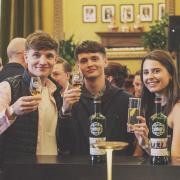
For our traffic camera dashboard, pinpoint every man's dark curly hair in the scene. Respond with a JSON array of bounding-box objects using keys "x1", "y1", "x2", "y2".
[{"x1": 105, "y1": 62, "x2": 128, "y2": 88}]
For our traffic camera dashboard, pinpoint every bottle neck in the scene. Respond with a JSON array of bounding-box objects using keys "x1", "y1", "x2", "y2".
[
  {"x1": 155, "y1": 98, "x2": 162, "y2": 114},
  {"x1": 94, "y1": 100, "x2": 101, "y2": 114}
]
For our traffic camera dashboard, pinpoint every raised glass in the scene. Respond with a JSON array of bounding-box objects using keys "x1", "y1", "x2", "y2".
[
  {"x1": 127, "y1": 97, "x2": 141, "y2": 132},
  {"x1": 128, "y1": 98, "x2": 141, "y2": 124},
  {"x1": 29, "y1": 77, "x2": 42, "y2": 96},
  {"x1": 71, "y1": 71, "x2": 83, "y2": 88}
]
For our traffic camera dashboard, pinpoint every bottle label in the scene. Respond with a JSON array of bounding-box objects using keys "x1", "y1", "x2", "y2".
[
  {"x1": 152, "y1": 122, "x2": 165, "y2": 136},
  {"x1": 89, "y1": 137, "x2": 106, "y2": 155},
  {"x1": 90, "y1": 122, "x2": 103, "y2": 136},
  {"x1": 150, "y1": 138, "x2": 168, "y2": 156}
]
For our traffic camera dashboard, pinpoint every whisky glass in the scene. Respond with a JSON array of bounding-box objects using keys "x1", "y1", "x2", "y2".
[
  {"x1": 71, "y1": 71, "x2": 83, "y2": 88},
  {"x1": 29, "y1": 77, "x2": 42, "y2": 96}
]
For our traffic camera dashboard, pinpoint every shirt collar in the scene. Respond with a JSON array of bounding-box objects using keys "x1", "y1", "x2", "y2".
[{"x1": 45, "y1": 79, "x2": 57, "y2": 95}]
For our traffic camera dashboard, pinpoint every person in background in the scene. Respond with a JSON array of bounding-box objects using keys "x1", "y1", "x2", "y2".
[
  {"x1": 132, "y1": 70, "x2": 143, "y2": 156},
  {"x1": 0, "y1": 38, "x2": 27, "y2": 82},
  {"x1": 105, "y1": 62, "x2": 128, "y2": 89},
  {"x1": 61, "y1": 40, "x2": 137, "y2": 156},
  {"x1": 0, "y1": 57, "x2": 3, "y2": 71},
  {"x1": 124, "y1": 74, "x2": 135, "y2": 95},
  {"x1": 51, "y1": 57, "x2": 72, "y2": 96},
  {"x1": 0, "y1": 31, "x2": 63, "y2": 161},
  {"x1": 128, "y1": 50, "x2": 180, "y2": 157},
  {"x1": 133, "y1": 70, "x2": 142, "y2": 98}
]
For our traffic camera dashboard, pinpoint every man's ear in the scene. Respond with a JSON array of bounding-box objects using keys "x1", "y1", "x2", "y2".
[
  {"x1": 54, "y1": 55, "x2": 58, "y2": 63},
  {"x1": 104, "y1": 57, "x2": 108, "y2": 67},
  {"x1": 24, "y1": 51, "x2": 28, "y2": 64}
]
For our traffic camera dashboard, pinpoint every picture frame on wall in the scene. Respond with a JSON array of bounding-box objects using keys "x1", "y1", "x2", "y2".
[
  {"x1": 83, "y1": 5, "x2": 97, "y2": 23},
  {"x1": 120, "y1": 4, "x2": 134, "y2": 22},
  {"x1": 158, "y1": 3, "x2": 165, "y2": 21},
  {"x1": 101, "y1": 5, "x2": 115, "y2": 23},
  {"x1": 139, "y1": 4, "x2": 153, "y2": 22}
]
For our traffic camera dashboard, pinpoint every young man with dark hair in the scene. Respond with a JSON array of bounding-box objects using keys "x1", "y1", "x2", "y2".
[
  {"x1": 61, "y1": 40, "x2": 136, "y2": 156},
  {"x1": 0, "y1": 31, "x2": 62, "y2": 159}
]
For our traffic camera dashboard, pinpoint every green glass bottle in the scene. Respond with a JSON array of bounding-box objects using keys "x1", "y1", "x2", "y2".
[
  {"x1": 89, "y1": 97, "x2": 106, "y2": 164},
  {"x1": 149, "y1": 97, "x2": 169, "y2": 165}
]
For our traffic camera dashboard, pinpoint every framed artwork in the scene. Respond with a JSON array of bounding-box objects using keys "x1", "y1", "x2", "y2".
[
  {"x1": 158, "y1": 3, "x2": 165, "y2": 21},
  {"x1": 139, "y1": 4, "x2": 153, "y2": 22},
  {"x1": 120, "y1": 4, "x2": 134, "y2": 22},
  {"x1": 82, "y1": 5, "x2": 97, "y2": 23},
  {"x1": 101, "y1": 5, "x2": 115, "y2": 23}
]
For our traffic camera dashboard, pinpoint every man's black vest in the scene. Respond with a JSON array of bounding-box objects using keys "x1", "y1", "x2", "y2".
[{"x1": 0, "y1": 70, "x2": 62, "y2": 158}]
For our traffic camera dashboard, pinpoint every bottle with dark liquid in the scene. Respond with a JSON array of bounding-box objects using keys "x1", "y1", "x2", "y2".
[
  {"x1": 149, "y1": 97, "x2": 169, "y2": 165},
  {"x1": 89, "y1": 96, "x2": 106, "y2": 164}
]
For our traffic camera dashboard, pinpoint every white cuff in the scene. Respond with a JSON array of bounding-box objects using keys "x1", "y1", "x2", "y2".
[
  {"x1": 61, "y1": 106, "x2": 72, "y2": 116},
  {"x1": 0, "y1": 109, "x2": 11, "y2": 134}
]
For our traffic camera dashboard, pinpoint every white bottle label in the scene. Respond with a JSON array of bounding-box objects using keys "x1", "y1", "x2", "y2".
[
  {"x1": 90, "y1": 122, "x2": 103, "y2": 136},
  {"x1": 152, "y1": 122, "x2": 165, "y2": 136},
  {"x1": 89, "y1": 137, "x2": 106, "y2": 155},
  {"x1": 150, "y1": 138, "x2": 168, "y2": 156}
]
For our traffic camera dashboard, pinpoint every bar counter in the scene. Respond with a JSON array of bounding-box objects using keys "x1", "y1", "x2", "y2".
[{"x1": 1, "y1": 155, "x2": 180, "y2": 180}]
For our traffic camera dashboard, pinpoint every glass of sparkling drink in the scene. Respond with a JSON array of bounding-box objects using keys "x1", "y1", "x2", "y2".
[{"x1": 127, "y1": 97, "x2": 141, "y2": 132}]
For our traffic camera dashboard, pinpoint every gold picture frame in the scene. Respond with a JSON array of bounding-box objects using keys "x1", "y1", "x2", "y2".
[
  {"x1": 82, "y1": 5, "x2": 97, "y2": 23},
  {"x1": 139, "y1": 4, "x2": 153, "y2": 22},
  {"x1": 120, "y1": 4, "x2": 134, "y2": 22},
  {"x1": 158, "y1": 3, "x2": 165, "y2": 21},
  {"x1": 101, "y1": 5, "x2": 115, "y2": 23}
]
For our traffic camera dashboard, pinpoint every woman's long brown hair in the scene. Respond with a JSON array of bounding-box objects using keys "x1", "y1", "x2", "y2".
[{"x1": 140, "y1": 50, "x2": 180, "y2": 119}]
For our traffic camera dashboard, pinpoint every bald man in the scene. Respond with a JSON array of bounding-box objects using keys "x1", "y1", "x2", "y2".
[{"x1": 0, "y1": 38, "x2": 26, "y2": 82}]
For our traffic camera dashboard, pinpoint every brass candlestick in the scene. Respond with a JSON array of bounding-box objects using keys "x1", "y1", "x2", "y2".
[{"x1": 93, "y1": 141, "x2": 128, "y2": 180}]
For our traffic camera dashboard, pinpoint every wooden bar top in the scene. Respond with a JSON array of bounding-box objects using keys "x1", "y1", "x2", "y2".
[{"x1": 1, "y1": 155, "x2": 180, "y2": 180}]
